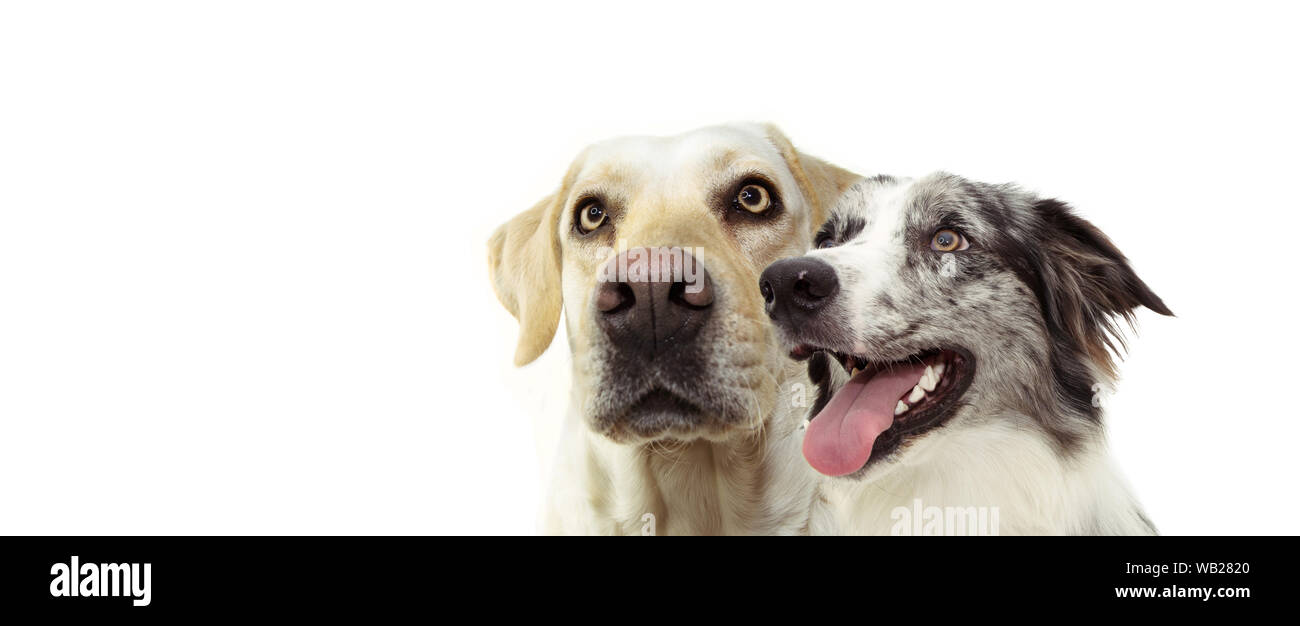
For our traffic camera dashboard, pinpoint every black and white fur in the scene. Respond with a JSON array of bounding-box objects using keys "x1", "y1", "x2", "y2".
[{"x1": 774, "y1": 173, "x2": 1172, "y2": 535}]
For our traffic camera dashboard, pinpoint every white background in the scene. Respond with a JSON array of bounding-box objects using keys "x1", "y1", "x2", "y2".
[{"x1": 2, "y1": 1, "x2": 1296, "y2": 535}]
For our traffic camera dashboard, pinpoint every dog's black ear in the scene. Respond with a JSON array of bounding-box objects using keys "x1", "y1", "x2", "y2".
[{"x1": 1032, "y1": 198, "x2": 1173, "y2": 368}]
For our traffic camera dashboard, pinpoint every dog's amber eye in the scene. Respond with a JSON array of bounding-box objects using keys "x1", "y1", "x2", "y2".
[
  {"x1": 577, "y1": 202, "x2": 607, "y2": 234},
  {"x1": 930, "y1": 228, "x2": 968, "y2": 252},
  {"x1": 735, "y1": 183, "x2": 772, "y2": 214}
]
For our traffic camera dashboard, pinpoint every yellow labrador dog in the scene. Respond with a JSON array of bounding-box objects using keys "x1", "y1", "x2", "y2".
[{"x1": 489, "y1": 124, "x2": 859, "y2": 535}]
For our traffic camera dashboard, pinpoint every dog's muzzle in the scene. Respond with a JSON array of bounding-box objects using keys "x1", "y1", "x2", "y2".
[
  {"x1": 594, "y1": 247, "x2": 715, "y2": 355},
  {"x1": 587, "y1": 247, "x2": 731, "y2": 439}
]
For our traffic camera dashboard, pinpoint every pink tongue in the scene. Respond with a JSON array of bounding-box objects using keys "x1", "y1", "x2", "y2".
[{"x1": 803, "y1": 363, "x2": 927, "y2": 476}]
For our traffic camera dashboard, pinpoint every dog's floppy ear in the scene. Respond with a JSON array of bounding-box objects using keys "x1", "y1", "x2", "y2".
[
  {"x1": 488, "y1": 188, "x2": 566, "y2": 366},
  {"x1": 1033, "y1": 198, "x2": 1173, "y2": 373},
  {"x1": 761, "y1": 124, "x2": 861, "y2": 231}
]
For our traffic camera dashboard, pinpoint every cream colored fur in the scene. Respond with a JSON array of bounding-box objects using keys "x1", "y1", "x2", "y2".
[
  {"x1": 810, "y1": 418, "x2": 1153, "y2": 535},
  {"x1": 489, "y1": 123, "x2": 859, "y2": 535}
]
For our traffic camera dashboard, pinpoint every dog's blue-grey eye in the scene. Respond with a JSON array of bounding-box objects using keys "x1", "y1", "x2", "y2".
[
  {"x1": 577, "y1": 203, "x2": 607, "y2": 233},
  {"x1": 816, "y1": 237, "x2": 836, "y2": 249},
  {"x1": 930, "y1": 228, "x2": 969, "y2": 252}
]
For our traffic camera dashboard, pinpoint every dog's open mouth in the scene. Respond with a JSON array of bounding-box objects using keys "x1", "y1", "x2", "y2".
[{"x1": 790, "y1": 345, "x2": 975, "y2": 477}]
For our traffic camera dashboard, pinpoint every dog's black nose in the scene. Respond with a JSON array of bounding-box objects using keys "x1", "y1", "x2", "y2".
[
  {"x1": 594, "y1": 247, "x2": 714, "y2": 355},
  {"x1": 759, "y1": 256, "x2": 838, "y2": 322}
]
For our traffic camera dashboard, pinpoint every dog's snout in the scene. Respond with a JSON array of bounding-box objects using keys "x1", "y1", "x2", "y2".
[
  {"x1": 595, "y1": 247, "x2": 714, "y2": 354},
  {"x1": 759, "y1": 257, "x2": 838, "y2": 321}
]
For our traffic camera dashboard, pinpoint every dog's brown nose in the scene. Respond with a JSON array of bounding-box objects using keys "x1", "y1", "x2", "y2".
[{"x1": 594, "y1": 247, "x2": 714, "y2": 354}]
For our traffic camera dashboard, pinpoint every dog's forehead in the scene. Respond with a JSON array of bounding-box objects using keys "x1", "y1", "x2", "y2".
[
  {"x1": 824, "y1": 176, "x2": 916, "y2": 240},
  {"x1": 574, "y1": 124, "x2": 786, "y2": 190},
  {"x1": 906, "y1": 173, "x2": 979, "y2": 215},
  {"x1": 833, "y1": 173, "x2": 1005, "y2": 240},
  {"x1": 907, "y1": 173, "x2": 1037, "y2": 243}
]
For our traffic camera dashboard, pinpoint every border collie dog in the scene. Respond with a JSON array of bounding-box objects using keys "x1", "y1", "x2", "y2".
[{"x1": 759, "y1": 173, "x2": 1172, "y2": 535}]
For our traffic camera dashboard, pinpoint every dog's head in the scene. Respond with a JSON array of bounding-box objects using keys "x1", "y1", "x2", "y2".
[
  {"x1": 760, "y1": 173, "x2": 1172, "y2": 479},
  {"x1": 489, "y1": 123, "x2": 858, "y2": 443}
]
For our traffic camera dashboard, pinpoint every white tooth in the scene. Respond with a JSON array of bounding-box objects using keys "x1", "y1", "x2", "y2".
[
  {"x1": 909, "y1": 384, "x2": 925, "y2": 403},
  {"x1": 920, "y1": 365, "x2": 937, "y2": 392},
  {"x1": 894, "y1": 400, "x2": 909, "y2": 416},
  {"x1": 934, "y1": 363, "x2": 945, "y2": 378}
]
